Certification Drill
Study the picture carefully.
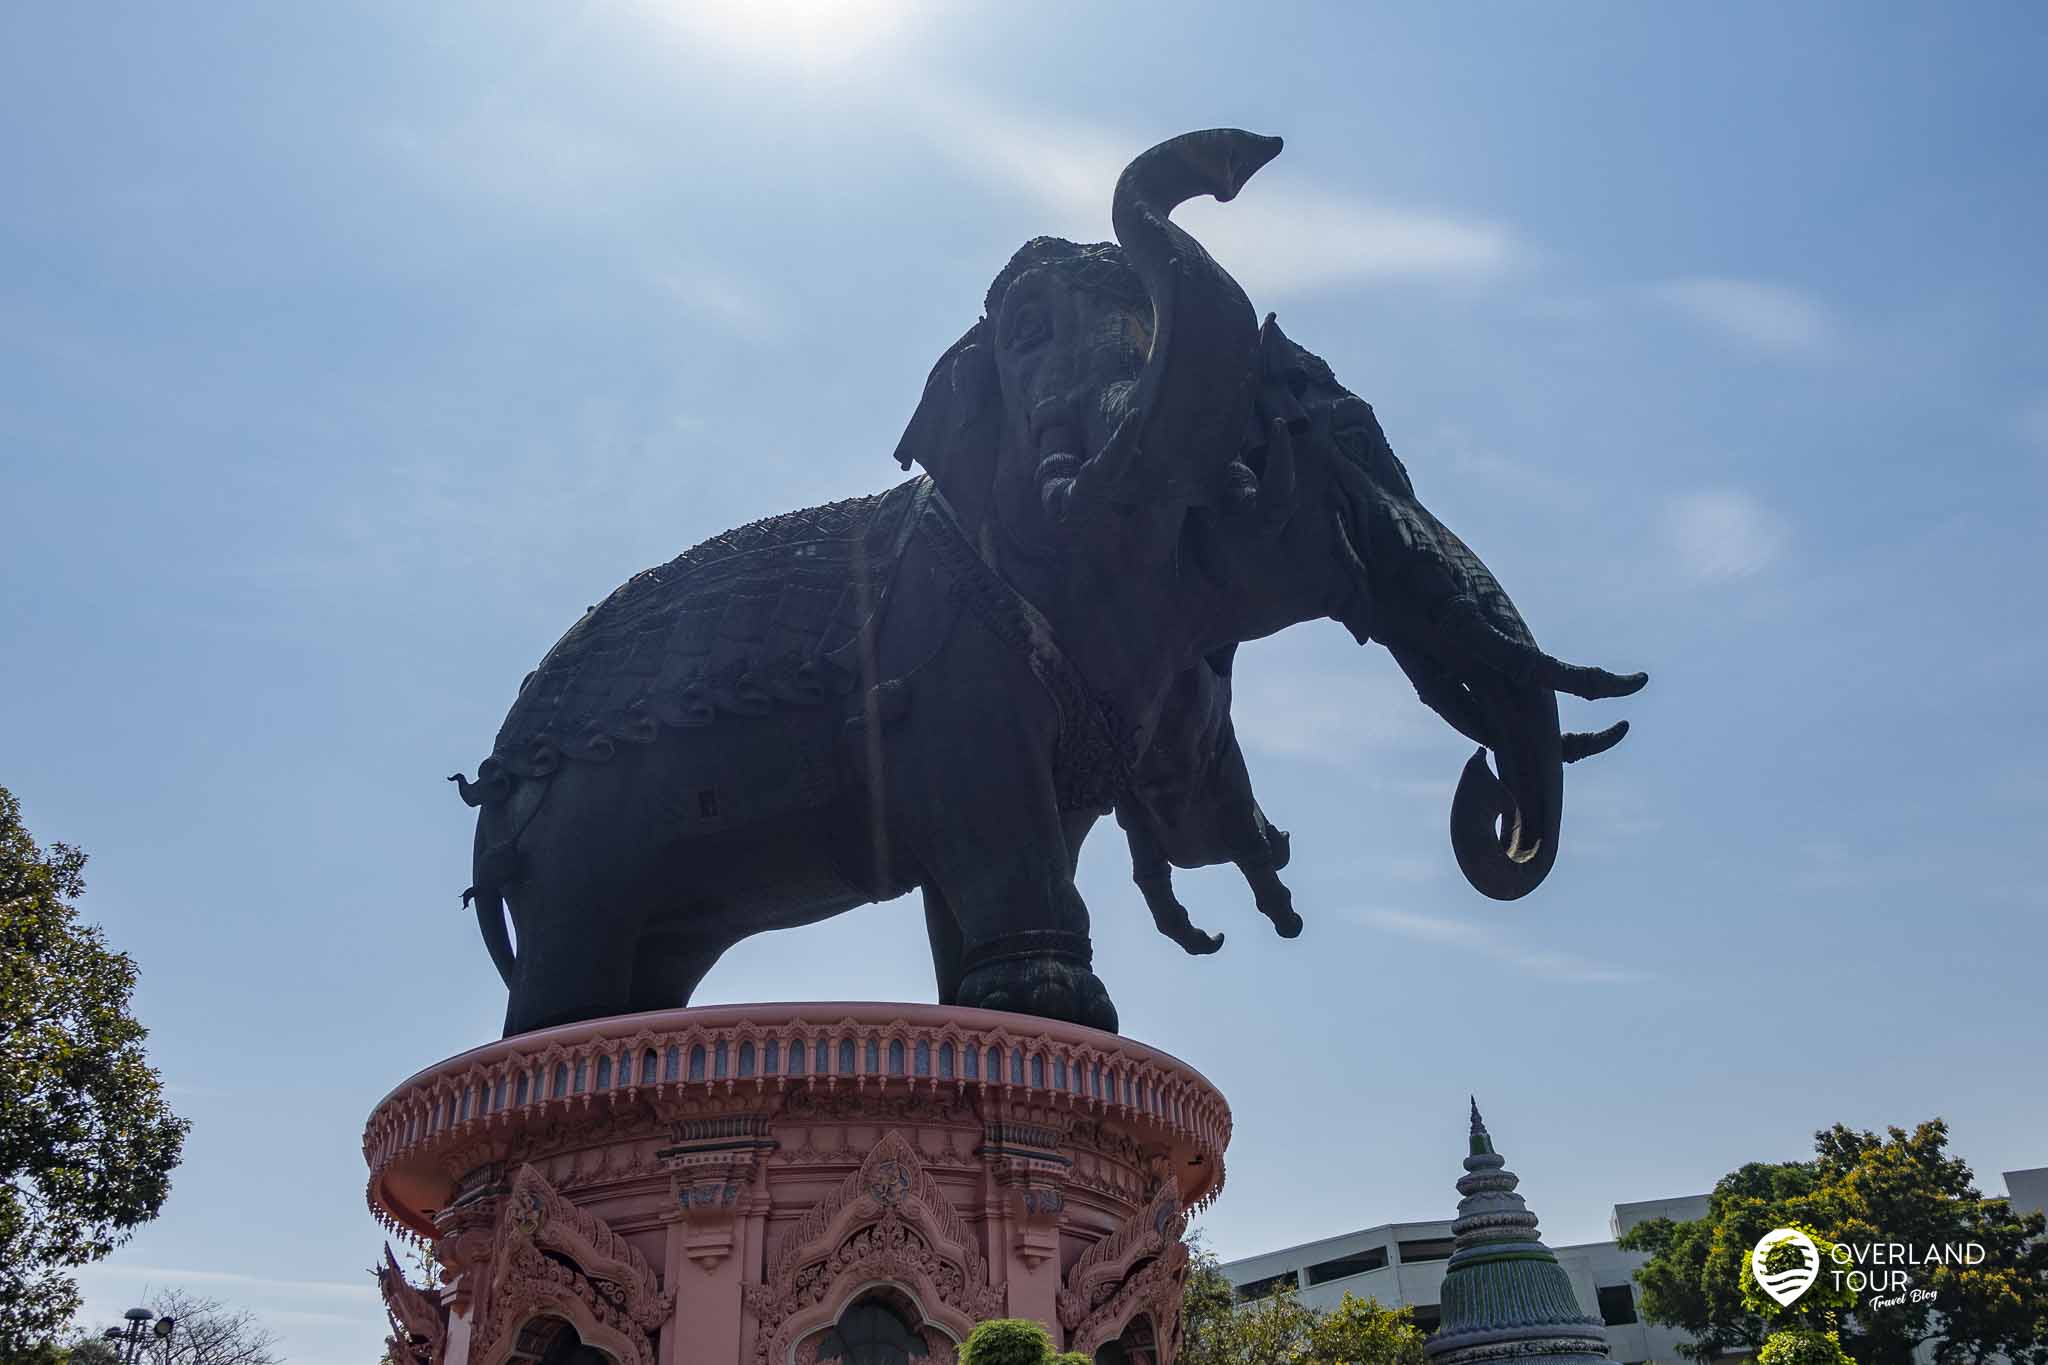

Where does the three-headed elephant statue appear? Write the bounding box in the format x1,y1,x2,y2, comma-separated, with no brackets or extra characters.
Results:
453,128,1645,1038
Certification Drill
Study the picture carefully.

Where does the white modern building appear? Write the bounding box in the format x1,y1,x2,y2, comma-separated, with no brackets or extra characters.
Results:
1221,1163,2047,1365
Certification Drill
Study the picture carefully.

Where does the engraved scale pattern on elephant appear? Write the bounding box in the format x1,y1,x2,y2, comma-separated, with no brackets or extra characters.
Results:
479,479,924,785
458,474,1133,823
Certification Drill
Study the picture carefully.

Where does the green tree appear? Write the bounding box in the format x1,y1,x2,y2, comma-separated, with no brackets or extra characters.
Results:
960,1318,1058,1365
1180,1239,1426,1365
0,787,190,1356
1306,1292,1427,1365
53,1340,121,1365
1757,1327,1857,1365
1620,1120,2048,1365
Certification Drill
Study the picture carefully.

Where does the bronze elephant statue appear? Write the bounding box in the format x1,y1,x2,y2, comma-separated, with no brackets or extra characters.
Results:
453,128,1644,1038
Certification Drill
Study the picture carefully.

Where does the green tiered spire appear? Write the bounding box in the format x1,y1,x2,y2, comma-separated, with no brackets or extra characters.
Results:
1425,1102,1615,1365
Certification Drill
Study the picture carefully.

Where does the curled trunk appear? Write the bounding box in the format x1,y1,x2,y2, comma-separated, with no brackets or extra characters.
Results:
1053,130,1280,515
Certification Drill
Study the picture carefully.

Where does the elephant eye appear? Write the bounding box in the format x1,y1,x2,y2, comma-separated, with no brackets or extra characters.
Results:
1005,305,1051,351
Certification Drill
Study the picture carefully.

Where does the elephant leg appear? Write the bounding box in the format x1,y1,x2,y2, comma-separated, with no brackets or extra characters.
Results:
907,689,1117,1031
627,919,732,1014
1235,855,1302,939
923,886,964,1006
1122,814,1225,955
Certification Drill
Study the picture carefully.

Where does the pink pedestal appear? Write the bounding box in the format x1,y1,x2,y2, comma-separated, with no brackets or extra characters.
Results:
366,1004,1230,1365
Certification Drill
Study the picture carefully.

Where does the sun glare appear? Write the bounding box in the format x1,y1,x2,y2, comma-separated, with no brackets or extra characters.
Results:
647,0,918,74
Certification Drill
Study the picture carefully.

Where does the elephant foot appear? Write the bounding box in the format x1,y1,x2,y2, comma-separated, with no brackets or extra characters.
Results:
958,953,1119,1033
1141,881,1225,956
1263,902,1304,939
1239,859,1303,939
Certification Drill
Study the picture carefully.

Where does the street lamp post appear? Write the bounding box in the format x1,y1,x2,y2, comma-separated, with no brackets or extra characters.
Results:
100,1307,175,1364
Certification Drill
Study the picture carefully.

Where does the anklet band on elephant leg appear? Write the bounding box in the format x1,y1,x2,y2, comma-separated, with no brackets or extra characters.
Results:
959,929,1095,973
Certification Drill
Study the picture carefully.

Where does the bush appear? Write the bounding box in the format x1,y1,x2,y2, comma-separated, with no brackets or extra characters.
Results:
960,1318,1058,1365
1758,1328,1856,1365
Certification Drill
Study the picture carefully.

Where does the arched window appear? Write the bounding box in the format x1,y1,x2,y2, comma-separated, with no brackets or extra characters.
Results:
551,1063,569,1099
914,1041,931,1077
641,1050,658,1085
714,1040,729,1079
864,1039,880,1074
688,1046,707,1082
939,1042,955,1079
739,1042,756,1078
816,1297,930,1365
888,1040,906,1075
839,1039,856,1074
595,1057,612,1091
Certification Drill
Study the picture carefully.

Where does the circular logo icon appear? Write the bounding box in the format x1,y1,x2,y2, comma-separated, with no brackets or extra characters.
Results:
1752,1227,1821,1307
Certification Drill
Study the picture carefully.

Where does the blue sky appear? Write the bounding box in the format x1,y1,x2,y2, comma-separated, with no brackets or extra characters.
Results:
4,3,2044,1362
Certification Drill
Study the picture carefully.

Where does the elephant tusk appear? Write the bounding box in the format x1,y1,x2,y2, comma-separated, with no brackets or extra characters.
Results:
1434,600,1647,701
1542,656,1649,701
1041,411,1143,525
1562,720,1630,763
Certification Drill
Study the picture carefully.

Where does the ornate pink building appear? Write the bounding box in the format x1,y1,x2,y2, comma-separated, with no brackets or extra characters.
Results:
368,1003,1229,1365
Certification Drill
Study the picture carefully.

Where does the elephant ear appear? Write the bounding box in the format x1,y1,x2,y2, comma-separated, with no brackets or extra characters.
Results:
892,321,1000,522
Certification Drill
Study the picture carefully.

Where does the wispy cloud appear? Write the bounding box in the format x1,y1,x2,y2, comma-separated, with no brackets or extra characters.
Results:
378,110,787,347
656,266,787,344
1356,907,1641,984
1664,488,1786,583
906,96,1519,299
1232,668,1438,761
1651,276,1832,354
379,110,643,221
74,1264,378,1301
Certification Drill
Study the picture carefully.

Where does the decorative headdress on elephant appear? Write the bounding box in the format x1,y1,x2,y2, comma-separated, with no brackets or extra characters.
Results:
892,130,1290,540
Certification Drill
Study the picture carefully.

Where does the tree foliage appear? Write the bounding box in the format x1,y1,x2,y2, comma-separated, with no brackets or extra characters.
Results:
1758,1327,1858,1365
960,1318,1058,1365
1180,1239,1427,1365
0,786,190,1355
1620,1120,2048,1365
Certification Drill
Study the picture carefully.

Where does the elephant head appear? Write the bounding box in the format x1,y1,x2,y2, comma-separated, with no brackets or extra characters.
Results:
1258,329,1646,900
894,129,1284,540
888,126,1643,904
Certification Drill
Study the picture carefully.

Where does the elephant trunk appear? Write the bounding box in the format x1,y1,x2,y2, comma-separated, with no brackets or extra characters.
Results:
1347,484,1642,901
1450,680,1564,901
1436,537,1569,902
1048,130,1280,517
